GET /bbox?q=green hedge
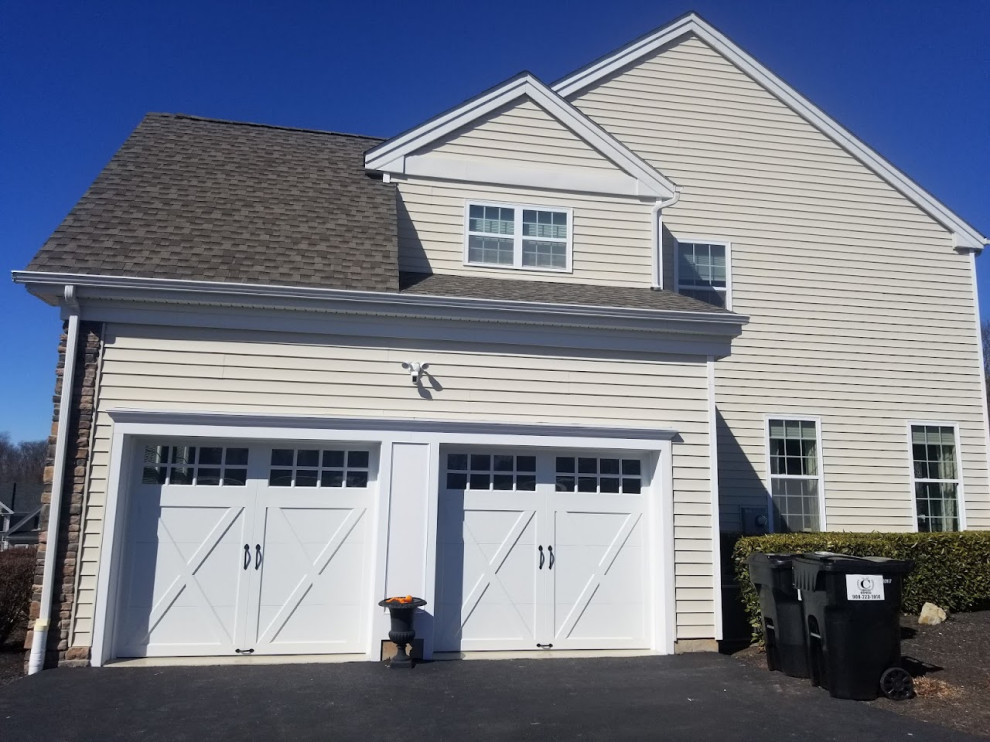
[732,531,990,641]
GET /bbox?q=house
[13,13,988,671]
[0,483,43,550]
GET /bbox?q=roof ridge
[147,112,385,142]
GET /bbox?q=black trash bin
[747,553,808,678]
[792,552,914,700]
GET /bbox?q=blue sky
[2,0,988,442]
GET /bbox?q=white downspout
[29,285,80,674]
[651,191,680,290]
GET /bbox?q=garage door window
[268,448,370,488]
[445,453,537,491]
[555,456,642,494]
[142,445,248,486]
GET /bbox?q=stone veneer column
[25,321,103,669]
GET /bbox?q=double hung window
[910,425,960,532]
[676,241,729,307]
[767,418,823,532]
[466,202,571,271]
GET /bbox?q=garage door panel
[551,510,647,648]
[251,501,370,653]
[116,441,376,659]
[117,497,250,657]
[436,504,539,651]
[437,448,652,653]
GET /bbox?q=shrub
[732,531,990,641]
[0,548,37,645]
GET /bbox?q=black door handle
[548,545,554,570]
[255,544,262,570]
[243,544,250,570]
[538,545,544,569]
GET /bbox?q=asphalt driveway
[0,653,980,741]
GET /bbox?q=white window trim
[763,414,827,533]
[906,421,967,532]
[463,200,574,273]
[673,237,732,310]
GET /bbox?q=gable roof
[364,73,678,201]
[17,112,740,324]
[27,114,400,292]
[553,13,987,250]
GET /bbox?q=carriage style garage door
[114,441,375,658]
[435,449,650,652]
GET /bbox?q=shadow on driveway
[0,653,980,741]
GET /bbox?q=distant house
[0,483,43,549]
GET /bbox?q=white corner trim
[707,357,722,641]
[906,420,967,532]
[365,73,677,201]
[553,14,987,250]
[970,252,990,530]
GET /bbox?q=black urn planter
[379,597,427,668]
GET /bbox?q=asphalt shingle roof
[27,114,398,292]
[25,113,730,316]
[399,272,727,313]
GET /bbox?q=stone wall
[25,321,102,668]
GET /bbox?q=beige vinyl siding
[570,34,990,532]
[397,179,654,284]
[72,323,716,646]
[421,98,619,172]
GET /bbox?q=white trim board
[364,73,677,201]
[12,271,747,336]
[553,13,987,251]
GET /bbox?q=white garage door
[435,449,650,652]
[115,442,375,658]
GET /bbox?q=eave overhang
[13,271,748,354]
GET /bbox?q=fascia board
[365,74,676,200]
[554,14,987,250]
[12,271,748,337]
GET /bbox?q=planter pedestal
[379,597,427,668]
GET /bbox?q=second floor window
[466,202,571,271]
[677,241,729,307]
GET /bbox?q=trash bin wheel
[879,667,914,701]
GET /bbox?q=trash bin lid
[747,552,802,568]
[794,552,913,575]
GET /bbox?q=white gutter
[29,285,80,674]
[12,270,747,333]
